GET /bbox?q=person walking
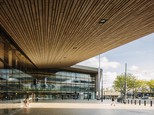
[23,97,29,107]
[111,96,115,106]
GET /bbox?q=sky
[76,33,154,88]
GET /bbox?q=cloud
[76,56,120,69]
[129,65,139,71]
[101,57,120,69]
[132,69,154,80]
[128,65,154,80]
[103,72,118,88]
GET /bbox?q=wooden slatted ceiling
[0,0,154,68]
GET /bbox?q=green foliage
[113,73,137,94]
[135,80,148,92]
[113,73,153,94]
[147,80,154,91]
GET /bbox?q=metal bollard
[128,100,129,104]
[134,100,136,105]
[131,100,133,104]
[150,101,152,107]
[139,100,141,105]
[144,100,146,106]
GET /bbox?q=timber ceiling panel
[0,0,154,68]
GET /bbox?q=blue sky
[76,33,154,88]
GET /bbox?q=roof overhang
[1,0,154,68]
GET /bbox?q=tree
[147,80,154,92]
[113,73,137,96]
[135,80,148,92]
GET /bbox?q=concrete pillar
[96,69,102,100]
[96,74,100,100]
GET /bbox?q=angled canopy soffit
[0,0,154,68]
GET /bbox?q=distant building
[101,88,120,99]
[0,65,101,100]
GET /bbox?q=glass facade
[0,69,96,100]
[0,28,97,114]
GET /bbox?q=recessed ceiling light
[99,19,107,24]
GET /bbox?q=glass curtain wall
[0,34,96,114]
[0,70,96,100]
[41,71,96,100]
[0,34,35,114]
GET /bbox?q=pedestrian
[111,96,115,106]
[23,97,29,107]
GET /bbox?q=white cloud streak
[77,56,120,69]
[129,65,139,71]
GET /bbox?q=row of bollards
[127,100,152,107]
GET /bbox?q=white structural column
[96,55,101,99]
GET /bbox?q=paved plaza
[0,100,153,115]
